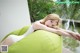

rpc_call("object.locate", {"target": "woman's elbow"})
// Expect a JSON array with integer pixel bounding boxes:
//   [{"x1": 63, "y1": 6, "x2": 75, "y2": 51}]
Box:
[{"x1": 33, "y1": 22, "x2": 41, "y2": 30}]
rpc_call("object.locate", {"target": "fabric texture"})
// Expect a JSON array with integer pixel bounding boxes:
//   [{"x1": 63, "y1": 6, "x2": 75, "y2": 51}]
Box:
[{"x1": 3, "y1": 25, "x2": 62, "y2": 53}]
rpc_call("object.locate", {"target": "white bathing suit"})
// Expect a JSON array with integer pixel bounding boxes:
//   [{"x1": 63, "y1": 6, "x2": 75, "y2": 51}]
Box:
[{"x1": 9, "y1": 25, "x2": 34, "y2": 42}]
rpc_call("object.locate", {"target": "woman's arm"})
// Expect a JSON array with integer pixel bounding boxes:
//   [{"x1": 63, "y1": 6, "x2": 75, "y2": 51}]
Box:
[
  {"x1": 33, "y1": 21, "x2": 72, "y2": 37},
  {"x1": 33, "y1": 21, "x2": 80, "y2": 41},
  {"x1": 55, "y1": 27, "x2": 80, "y2": 41},
  {"x1": 33, "y1": 21, "x2": 59, "y2": 34}
]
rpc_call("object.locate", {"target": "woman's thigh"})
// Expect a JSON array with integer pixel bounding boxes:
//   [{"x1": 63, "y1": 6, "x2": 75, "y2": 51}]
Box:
[{"x1": 0, "y1": 35, "x2": 15, "y2": 46}]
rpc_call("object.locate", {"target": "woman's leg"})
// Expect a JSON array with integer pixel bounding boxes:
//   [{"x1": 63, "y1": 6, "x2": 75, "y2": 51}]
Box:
[
  {"x1": 0, "y1": 35, "x2": 25, "y2": 46},
  {"x1": 0, "y1": 36, "x2": 15, "y2": 46},
  {"x1": 0, "y1": 36, "x2": 15, "y2": 52}
]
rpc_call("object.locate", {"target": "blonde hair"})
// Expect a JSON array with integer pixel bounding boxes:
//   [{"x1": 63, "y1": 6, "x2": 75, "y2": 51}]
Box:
[{"x1": 41, "y1": 13, "x2": 62, "y2": 27}]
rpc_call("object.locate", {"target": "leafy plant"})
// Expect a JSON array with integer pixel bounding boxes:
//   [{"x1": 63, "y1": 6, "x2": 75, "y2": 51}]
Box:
[{"x1": 28, "y1": 0, "x2": 56, "y2": 22}]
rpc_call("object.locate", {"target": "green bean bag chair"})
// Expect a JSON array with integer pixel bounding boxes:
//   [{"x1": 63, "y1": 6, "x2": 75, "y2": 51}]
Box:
[{"x1": 2, "y1": 25, "x2": 62, "y2": 53}]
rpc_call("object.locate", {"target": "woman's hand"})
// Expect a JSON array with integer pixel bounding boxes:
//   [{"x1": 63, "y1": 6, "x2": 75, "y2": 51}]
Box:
[
  {"x1": 76, "y1": 34, "x2": 80, "y2": 41},
  {"x1": 57, "y1": 28, "x2": 80, "y2": 41},
  {"x1": 68, "y1": 32, "x2": 80, "y2": 41}
]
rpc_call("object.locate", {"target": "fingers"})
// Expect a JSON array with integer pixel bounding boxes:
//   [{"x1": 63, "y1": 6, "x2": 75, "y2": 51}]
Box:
[
  {"x1": 72, "y1": 34, "x2": 80, "y2": 41},
  {"x1": 68, "y1": 32, "x2": 80, "y2": 41},
  {"x1": 71, "y1": 34, "x2": 78, "y2": 40},
  {"x1": 76, "y1": 34, "x2": 80, "y2": 41}
]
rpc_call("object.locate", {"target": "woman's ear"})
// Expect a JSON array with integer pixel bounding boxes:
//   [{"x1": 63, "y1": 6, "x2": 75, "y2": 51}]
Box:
[{"x1": 39, "y1": 19, "x2": 45, "y2": 24}]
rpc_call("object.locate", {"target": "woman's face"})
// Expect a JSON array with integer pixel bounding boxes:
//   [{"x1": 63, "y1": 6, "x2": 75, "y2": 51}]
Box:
[{"x1": 44, "y1": 19, "x2": 58, "y2": 28}]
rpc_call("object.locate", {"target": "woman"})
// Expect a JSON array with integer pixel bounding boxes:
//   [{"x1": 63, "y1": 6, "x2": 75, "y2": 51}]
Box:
[
  {"x1": 0, "y1": 13, "x2": 80, "y2": 46},
  {"x1": 33, "y1": 14, "x2": 80, "y2": 40}
]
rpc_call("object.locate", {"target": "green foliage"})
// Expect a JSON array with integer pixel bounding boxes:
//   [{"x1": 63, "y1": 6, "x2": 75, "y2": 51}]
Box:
[
  {"x1": 28, "y1": 0, "x2": 80, "y2": 22},
  {"x1": 55, "y1": 0, "x2": 80, "y2": 20},
  {"x1": 28, "y1": 0, "x2": 56, "y2": 22},
  {"x1": 63, "y1": 37, "x2": 79, "y2": 51}
]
